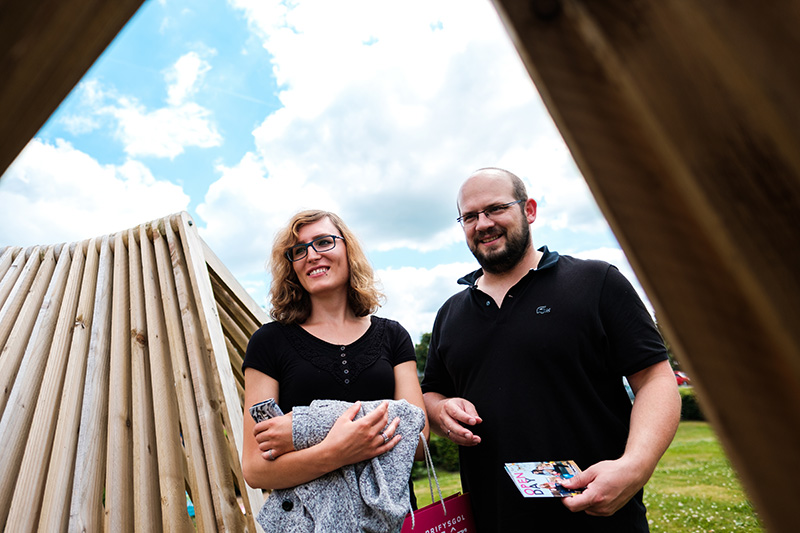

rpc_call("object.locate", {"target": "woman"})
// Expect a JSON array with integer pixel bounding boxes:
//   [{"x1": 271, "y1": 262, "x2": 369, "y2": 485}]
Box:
[{"x1": 241, "y1": 210, "x2": 429, "y2": 529}]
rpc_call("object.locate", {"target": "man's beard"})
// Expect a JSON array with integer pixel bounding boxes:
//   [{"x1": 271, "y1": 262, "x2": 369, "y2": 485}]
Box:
[{"x1": 469, "y1": 221, "x2": 531, "y2": 275}]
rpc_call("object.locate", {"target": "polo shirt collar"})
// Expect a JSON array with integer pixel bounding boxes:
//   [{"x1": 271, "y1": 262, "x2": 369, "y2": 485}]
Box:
[{"x1": 457, "y1": 245, "x2": 559, "y2": 288}]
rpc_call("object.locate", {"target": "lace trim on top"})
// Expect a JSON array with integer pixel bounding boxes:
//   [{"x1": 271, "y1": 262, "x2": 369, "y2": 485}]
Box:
[{"x1": 282, "y1": 317, "x2": 387, "y2": 387}]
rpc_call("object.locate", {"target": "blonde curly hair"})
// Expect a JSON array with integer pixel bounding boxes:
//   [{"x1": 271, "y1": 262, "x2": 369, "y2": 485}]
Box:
[{"x1": 269, "y1": 210, "x2": 384, "y2": 324}]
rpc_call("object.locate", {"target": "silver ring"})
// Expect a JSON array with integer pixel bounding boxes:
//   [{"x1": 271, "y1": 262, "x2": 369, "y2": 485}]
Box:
[
  {"x1": 381, "y1": 432, "x2": 389, "y2": 444},
  {"x1": 446, "y1": 429, "x2": 452, "y2": 437},
  {"x1": 268, "y1": 449, "x2": 276, "y2": 461}
]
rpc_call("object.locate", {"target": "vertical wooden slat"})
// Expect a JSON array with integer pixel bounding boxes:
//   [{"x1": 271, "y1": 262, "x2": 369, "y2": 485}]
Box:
[
  {"x1": 152, "y1": 221, "x2": 216, "y2": 532},
  {"x1": 215, "y1": 295, "x2": 254, "y2": 360},
  {"x1": 223, "y1": 333, "x2": 245, "y2": 389},
  {"x1": 7, "y1": 242, "x2": 84, "y2": 532},
  {"x1": 0, "y1": 247, "x2": 35, "y2": 336},
  {"x1": 0, "y1": 246, "x2": 42, "y2": 359},
  {"x1": 69, "y1": 235, "x2": 114, "y2": 531},
  {"x1": 225, "y1": 336, "x2": 246, "y2": 406},
  {"x1": 0, "y1": 245, "x2": 66, "y2": 529},
  {"x1": 0, "y1": 246, "x2": 56, "y2": 418},
  {"x1": 0, "y1": 247, "x2": 22, "y2": 308},
  {"x1": 37, "y1": 239, "x2": 98, "y2": 532},
  {"x1": 105, "y1": 232, "x2": 134, "y2": 532},
  {"x1": 127, "y1": 228, "x2": 162, "y2": 532},
  {"x1": 173, "y1": 213, "x2": 264, "y2": 532},
  {"x1": 139, "y1": 224, "x2": 194, "y2": 533},
  {"x1": 201, "y1": 240, "x2": 269, "y2": 328}
]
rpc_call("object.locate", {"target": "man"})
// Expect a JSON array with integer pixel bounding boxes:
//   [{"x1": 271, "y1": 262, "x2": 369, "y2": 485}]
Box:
[{"x1": 422, "y1": 168, "x2": 681, "y2": 531}]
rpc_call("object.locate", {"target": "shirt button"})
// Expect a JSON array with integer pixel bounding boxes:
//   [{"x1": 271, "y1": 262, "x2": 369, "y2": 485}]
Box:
[
  {"x1": 282, "y1": 500, "x2": 293, "y2": 511},
  {"x1": 342, "y1": 360, "x2": 347, "y2": 365},
  {"x1": 340, "y1": 346, "x2": 346, "y2": 351},
  {"x1": 485, "y1": 300, "x2": 490, "y2": 306},
  {"x1": 344, "y1": 369, "x2": 349, "y2": 374},
  {"x1": 341, "y1": 352, "x2": 346, "y2": 357},
  {"x1": 345, "y1": 379, "x2": 350, "y2": 384}
]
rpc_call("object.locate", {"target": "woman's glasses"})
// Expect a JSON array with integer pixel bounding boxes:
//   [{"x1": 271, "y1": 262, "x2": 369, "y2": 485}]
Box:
[{"x1": 285, "y1": 235, "x2": 345, "y2": 262}]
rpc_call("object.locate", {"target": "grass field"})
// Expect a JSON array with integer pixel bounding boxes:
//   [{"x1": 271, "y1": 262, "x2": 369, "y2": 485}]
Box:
[{"x1": 413, "y1": 421, "x2": 763, "y2": 532}]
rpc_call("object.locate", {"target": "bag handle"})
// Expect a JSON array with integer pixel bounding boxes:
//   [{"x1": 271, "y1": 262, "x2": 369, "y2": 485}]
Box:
[{"x1": 407, "y1": 432, "x2": 447, "y2": 530}]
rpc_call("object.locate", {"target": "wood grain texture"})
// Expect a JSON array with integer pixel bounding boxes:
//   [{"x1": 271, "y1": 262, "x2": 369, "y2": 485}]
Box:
[
  {"x1": 492, "y1": 1, "x2": 800, "y2": 530},
  {"x1": 0, "y1": 0, "x2": 145, "y2": 175}
]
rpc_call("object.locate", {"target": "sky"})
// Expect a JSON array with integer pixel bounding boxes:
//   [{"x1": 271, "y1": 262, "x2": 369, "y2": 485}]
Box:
[{"x1": 0, "y1": 0, "x2": 646, "y2": 345}]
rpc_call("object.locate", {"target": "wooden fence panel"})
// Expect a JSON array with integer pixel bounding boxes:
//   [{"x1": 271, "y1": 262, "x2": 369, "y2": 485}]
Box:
[
  {"x1": 7, "y1": 241, "x2": 85, "y2": 532},
  {"x1": 38, "y1": 239, "x2": 98, "y2": 531},
  {"x1": 0, "y1": 215, "x2": 268, "y2": 531},
  {"x1": 0, "y1": 247, "x2": 57, "y2": 420}
]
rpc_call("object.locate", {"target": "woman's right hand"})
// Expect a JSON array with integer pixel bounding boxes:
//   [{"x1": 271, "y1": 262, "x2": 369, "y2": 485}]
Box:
[
  {"x1": 321, "y1": 401, "x2": 402, "y2": 466},
  {"x1": 253, "y1": 412, "x2": 294, "y2": 461}
]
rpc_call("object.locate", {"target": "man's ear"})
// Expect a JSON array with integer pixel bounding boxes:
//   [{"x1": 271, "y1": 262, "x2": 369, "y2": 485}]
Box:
[{"x1": 525, "y1": 198, "x2": 538, "y2": 224}]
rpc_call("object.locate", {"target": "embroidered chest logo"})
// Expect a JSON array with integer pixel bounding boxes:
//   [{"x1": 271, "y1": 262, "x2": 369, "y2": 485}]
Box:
[{"x1": 536, "y1": 305, "x2": 551, "y2": 315}]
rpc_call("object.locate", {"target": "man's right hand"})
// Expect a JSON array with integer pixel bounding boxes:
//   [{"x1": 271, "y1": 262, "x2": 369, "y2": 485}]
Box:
[{"x1": 424, "y1": 393, "x2": 482, "y2": 446}]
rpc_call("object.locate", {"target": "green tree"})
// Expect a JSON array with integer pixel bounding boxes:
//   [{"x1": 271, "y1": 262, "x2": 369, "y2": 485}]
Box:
[
  {"x1": 414, "y1": 332, "x2": 431, "y2": 377},
  {"x1": 655, "y1": 315, "x2": 679, "y2": 370}
]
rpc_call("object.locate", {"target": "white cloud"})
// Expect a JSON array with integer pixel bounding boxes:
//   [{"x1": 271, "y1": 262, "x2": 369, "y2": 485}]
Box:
[
  {"x1": 376, "y1": 261, "x2": 477, "y2": 343},
  {"x1": 201, "y1": 0, "x2": 607, "y2": 283},
  {"x1": 165, "y1": 51, "x2": 212, "y2": 106},
  {"x1": 107, "y1": 98, "x2": 221, "y2": 159},
  {"x1": 56, "y1": 52, "x2": 222, "y2": 159},
  {"x1": 185, "y1": 0, "x2": 622, "y2": 323},
  {"x1": 0, "y1": 139, "x2": 190, "y2": 247}
]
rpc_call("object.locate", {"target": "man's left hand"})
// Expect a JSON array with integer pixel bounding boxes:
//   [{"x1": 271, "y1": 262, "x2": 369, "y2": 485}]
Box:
[{"x1": 559, "y1": 458, "x2": 647, "y2": 517}]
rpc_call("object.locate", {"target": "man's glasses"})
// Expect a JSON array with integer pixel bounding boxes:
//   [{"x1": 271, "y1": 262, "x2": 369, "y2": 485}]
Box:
[
  {"x1": 285, "y1": 235, "x2": 345, "y2": 262},
  {"x1": 456, "y1": 199, "x2": 525, "y2": 227}
]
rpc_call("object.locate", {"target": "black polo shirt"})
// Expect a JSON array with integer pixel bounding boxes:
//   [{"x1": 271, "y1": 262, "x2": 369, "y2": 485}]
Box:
[{"x1": 422, "y1": 246, "x2": 667, "y2": 532}]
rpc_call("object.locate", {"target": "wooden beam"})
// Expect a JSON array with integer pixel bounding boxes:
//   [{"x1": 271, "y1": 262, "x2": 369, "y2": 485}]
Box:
[
  {"x1": 0, "y1": 0, "x2": 145, "y2": 176},
  {"x1": 492, "y1": 1, "x2": 800, "y2": 531}
]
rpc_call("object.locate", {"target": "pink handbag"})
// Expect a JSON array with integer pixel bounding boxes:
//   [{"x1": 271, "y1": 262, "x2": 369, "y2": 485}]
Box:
[{"x1": 401, "y1": 435, "x2": 477, "y2": 532}]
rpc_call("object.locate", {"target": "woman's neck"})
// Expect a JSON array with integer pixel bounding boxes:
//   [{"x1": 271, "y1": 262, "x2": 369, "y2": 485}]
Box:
[{"x1": 301, "y1": 294, "x2": 371, "y2": 345}]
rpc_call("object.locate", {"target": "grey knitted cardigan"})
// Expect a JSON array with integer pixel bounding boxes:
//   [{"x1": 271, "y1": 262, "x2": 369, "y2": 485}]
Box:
[{"x1": 256, "y1": 399, "x2": 426, "y2": 532}]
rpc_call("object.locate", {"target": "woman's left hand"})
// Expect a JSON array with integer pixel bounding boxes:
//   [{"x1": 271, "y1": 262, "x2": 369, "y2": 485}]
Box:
[{"x1": 254, "y1": 412, "x2": 294, "y2": 461}]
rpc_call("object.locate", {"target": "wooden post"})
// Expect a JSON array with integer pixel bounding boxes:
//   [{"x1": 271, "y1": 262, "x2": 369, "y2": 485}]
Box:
[{"x1": 104, "y1": 232, "x2": 134, "y2": 532}]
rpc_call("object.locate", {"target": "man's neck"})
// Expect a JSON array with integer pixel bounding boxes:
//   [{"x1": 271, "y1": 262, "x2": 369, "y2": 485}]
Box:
[{"x1": 476, "y1": 247, "x2": 543, "y2": 305}]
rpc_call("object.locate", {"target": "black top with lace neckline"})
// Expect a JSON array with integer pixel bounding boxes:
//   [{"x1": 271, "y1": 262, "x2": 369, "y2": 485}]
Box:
[{"x1": 243, "y1": 316, "x2": 416, "y2": 413}]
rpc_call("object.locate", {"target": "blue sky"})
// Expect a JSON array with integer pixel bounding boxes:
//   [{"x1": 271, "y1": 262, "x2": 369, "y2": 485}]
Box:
[{"x1": 0, "y1": 0, "x2": 641, "y2": 343}]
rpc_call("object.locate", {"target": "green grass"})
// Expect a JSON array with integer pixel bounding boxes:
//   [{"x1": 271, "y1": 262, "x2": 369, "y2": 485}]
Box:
[
  {"x1": 645, "y1": 421, "x2": 762, "y2": 532},
  {"x1": 413, "y1": 421, "x2": 763, "y2": 531},
  {"x1": 413, "y1": 469, "x2": 463, "y2": 508}
]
